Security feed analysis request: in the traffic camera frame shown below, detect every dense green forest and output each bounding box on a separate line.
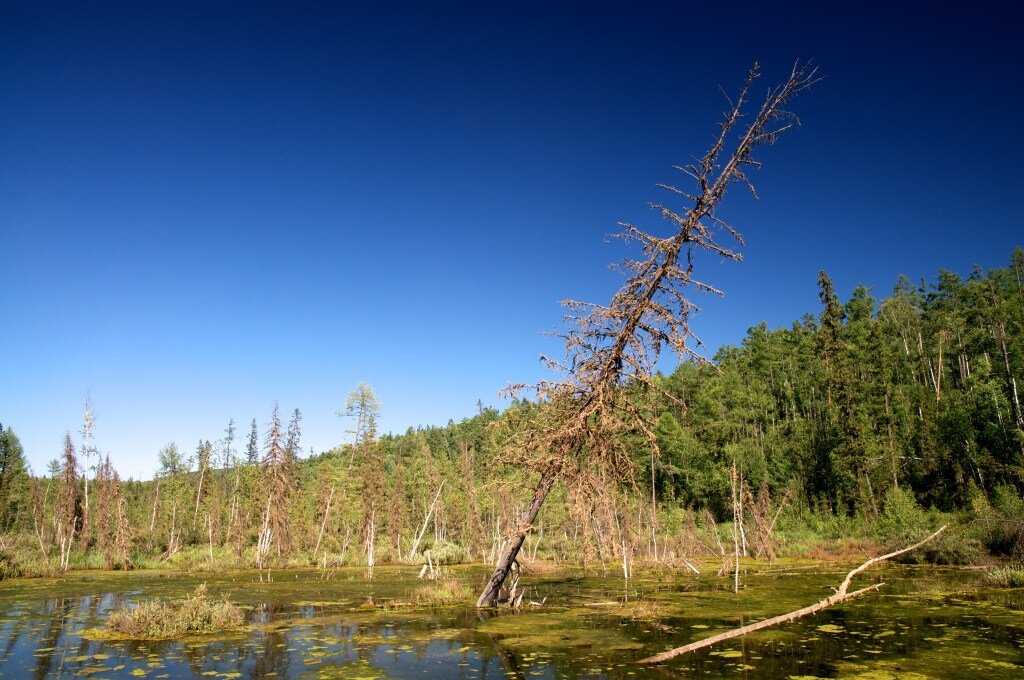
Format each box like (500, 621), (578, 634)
(2, 249), (1023, 579)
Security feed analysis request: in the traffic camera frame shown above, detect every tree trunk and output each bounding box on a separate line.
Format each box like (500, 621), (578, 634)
(476, 467), (558, 607)
(638, 525), (947, 664)
(313, 485), (335, 558)
(408, 481), (445, 561)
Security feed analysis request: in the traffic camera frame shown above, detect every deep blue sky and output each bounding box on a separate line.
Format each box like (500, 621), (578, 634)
(2, 1), (1021, 477)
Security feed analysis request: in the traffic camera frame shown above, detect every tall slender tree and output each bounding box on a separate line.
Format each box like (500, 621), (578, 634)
(261, 403), (293, 556)
(246, 419), (259, 465)
(818, 270), (867, 509)
(80, 395), (96, 542)
(286, 408), (303, 463)
(340, 383), (381, 469)
(55, 433), (83, 571)
(223, 418), (236, 469)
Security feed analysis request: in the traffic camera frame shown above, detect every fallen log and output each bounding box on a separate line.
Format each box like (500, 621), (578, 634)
(637, 525), (947, 665)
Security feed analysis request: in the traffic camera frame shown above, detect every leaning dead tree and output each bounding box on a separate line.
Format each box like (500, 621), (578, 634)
(637, 525), (947, 664)
(476, 62), (818, 607)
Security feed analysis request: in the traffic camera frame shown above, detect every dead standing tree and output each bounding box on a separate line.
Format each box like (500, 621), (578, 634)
(476, 62), (817, 607)
(260, 402), (293, 558)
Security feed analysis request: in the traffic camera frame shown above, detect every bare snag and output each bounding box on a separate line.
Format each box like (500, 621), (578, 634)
(476, 61), (819, 607)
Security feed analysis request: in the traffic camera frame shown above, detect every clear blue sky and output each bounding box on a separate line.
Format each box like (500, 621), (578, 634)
(2, 1), (1021, 477)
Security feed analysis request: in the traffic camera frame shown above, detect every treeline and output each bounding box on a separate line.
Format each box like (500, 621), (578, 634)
(1, 249), (1022, 576)
(648, 247), (1024, 517)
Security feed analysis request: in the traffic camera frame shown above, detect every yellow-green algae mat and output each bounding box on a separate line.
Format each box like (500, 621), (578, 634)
(0, 565), (1022, 678)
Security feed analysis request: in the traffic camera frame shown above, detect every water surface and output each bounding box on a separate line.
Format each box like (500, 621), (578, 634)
(1, 563), (1021, 678)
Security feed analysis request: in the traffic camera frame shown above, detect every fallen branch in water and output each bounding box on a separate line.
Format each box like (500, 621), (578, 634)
(637, 525), (947, 664)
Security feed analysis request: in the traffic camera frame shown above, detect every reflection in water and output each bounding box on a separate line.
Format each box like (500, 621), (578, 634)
(0, 566), (1022, 679)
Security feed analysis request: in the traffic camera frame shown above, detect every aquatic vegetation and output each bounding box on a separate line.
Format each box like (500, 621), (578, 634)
(104, 584), (245, 639)
(617, 598), (663, 622)
(3, 565), (1024, 679)
(411, 577), (471, 606)
(476, 609), (646, 653)
(984, 566), (1024, 587)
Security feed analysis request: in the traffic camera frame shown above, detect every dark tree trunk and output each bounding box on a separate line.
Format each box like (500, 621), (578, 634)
(475, 467), (559, 607)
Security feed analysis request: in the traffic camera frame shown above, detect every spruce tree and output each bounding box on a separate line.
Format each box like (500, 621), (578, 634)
(286, 408), (303, 463)
(0, 424), (29, 532)
(246, 419), (259, 465)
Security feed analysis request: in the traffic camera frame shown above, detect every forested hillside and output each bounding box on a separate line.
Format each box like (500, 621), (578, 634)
(1, 248), (1022, 577)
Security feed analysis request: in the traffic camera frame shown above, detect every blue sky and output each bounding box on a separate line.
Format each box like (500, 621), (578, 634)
(2, 1), (1021, 477)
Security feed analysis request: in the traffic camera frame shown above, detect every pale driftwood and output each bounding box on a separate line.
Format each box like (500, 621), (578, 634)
(637, 525), (947, 664)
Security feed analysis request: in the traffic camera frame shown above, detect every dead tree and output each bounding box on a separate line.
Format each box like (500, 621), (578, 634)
(55, 433), (82, 572)
(476, 62), (817, 607)
(262, 402), (293, 557)
(638, 525), (947, 664)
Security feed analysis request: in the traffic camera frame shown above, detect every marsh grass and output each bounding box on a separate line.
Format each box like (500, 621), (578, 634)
(105, 584), (244, 638)
(0, 541), (57, 580)
(616, 598), (663, 622)
(411, 578), (471, 606)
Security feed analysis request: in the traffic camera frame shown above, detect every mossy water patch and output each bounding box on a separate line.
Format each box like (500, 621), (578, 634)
(475, 609), (646, 653)
(5, 565), (1024, 679)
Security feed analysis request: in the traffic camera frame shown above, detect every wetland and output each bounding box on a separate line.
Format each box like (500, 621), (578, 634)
(1, 563), (1022, 679)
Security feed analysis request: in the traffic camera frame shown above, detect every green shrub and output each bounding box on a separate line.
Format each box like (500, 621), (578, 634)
(799, 509), (865, 542)
(0, 550), (23, 580)
(875, 486), (929, 548)
(425, 540), (468, 565)
(987, 486), (1024, 558)
(373, 544), (400, 565)
(915, 521), (983, 565)
(105, 584), (244, 639)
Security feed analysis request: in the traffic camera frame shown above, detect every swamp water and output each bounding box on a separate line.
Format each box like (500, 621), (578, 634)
(0, 564), (1022, 679)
